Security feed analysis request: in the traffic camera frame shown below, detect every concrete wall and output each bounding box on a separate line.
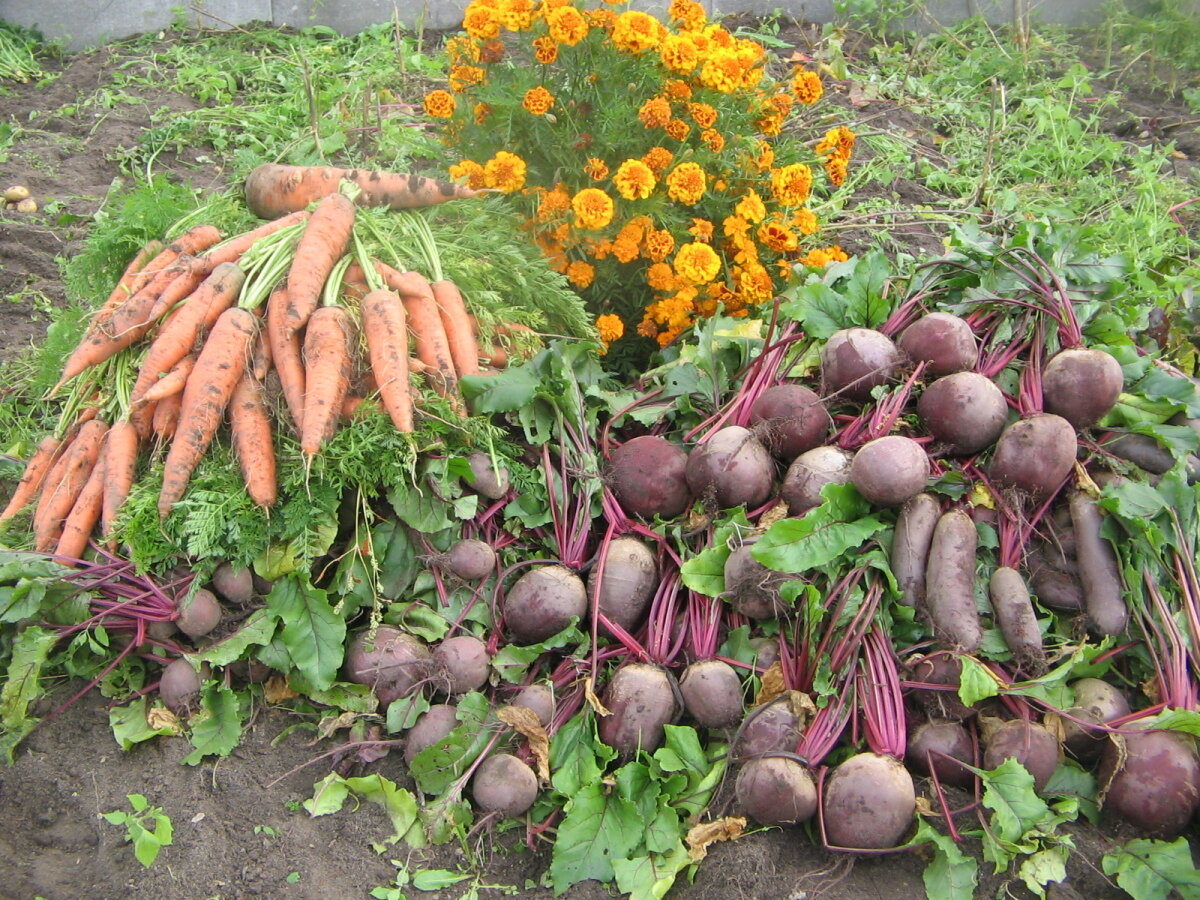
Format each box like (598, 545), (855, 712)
(0, 1), (1138, 52)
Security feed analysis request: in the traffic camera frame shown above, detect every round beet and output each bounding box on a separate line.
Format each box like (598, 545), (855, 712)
(443, 539), (497, 581)
(780, 445), (853, 515)
(822, 752), (916, 850)
(733, 697), (800, 760)
(685, 425), (775, 510)
(344, 626), (433, 706)
(1042, 347), (1124, 429)
(589, 536), (658, 635)
(1099, 728), (1200, 838)
(723, 542), (789, 620)
(512, 683), (556, 727)
(679, 659), (744, 730)
(1061, 677), (1130, 763)
(988, 413), (1078, 498)
(898, 312), (978, 376)
(503, 565), (587, 644)
(608, 434), (692, 519)
(432, 634), (491, 695)
(598, 663), (679, 756)
(917, 372), (1009, 455)
(982, 718), (1060, 793)
(159, 658), (207, 715)
(906, 653), (976, 722)
(821, 327), (901, 402)
(463, 451), (510, 500)
(471, 753), (539, 819)
(849, 435), (930, 507)
(210, 562), (255, 604)
(906, 720), (975, 789)
(736, 757), (817, 826)
(175, 587), (223, 639)
(748, 384), (831, 461)
(404, 703), (460, 766)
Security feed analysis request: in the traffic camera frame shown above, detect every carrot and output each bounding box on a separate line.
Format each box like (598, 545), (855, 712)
(55, 448), (107, 561)
(151, 390), (182, 443)
(374, 262), (461, 412)
(195, 209), (311, 273)
(282, 193), (356, 340)
(430, 278), (480, 379)
(100, 419), (139, 549)
(229, 369), (277, 510)
(244, 163), (483, 220)
(300, 305), (354, 458)
(340, 396), (375, 420)
(94, 239), (163, 325)
(32, 419), (108, 553)
(158, 307), (258, 518)
(360, 289), (415, 433)
(249, 329), (271, 383)
(0, 434), (62, 522)
(266, 287), (305, 432)
(136, 353), (197, 407)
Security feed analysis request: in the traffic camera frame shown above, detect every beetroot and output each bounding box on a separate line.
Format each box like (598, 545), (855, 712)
(723, 541), (789, 620)
(678, 659), (744, 730)
(906, 720), (975, 789)
(821, 752), (916, 850)
(443, 539), (497, 581)
(432, 634), (491, 695)
(344, 626), (434, 706)
(898, 312), (978, 376)
(1061, 677), (1130, 763)
(848, 435), (930, 507)
(748, 384), (830, 461)
(471, 753), (539, 819)
(175, 587), (223, 639)
(685, 425), (775, 510)
(463, 451), (510, 499)
(159, 658), (207, 715)
(821, 327), (901, 402)
(588, 536), (658, 635)
(1099, 728), (1200, 838)
(404, 703), (460, 766)
(503, 565), (587, 644)
(512, 683), (556, 727)
(210, 562), (255, 604)
(598, 663), (680, 756)
(1042, 347), (1124, 429)
(780, 445), (853, 515)
(733, 697), (801, 760)
(917, 372), (1009, 455)
(982, 718), (1060, 793)
(735, 757), (817, 826)
(906, 653), (976, 722)
(891, 492), (940, 607)
(988, 413), (1078, 498)
(608, 434), (692, 519)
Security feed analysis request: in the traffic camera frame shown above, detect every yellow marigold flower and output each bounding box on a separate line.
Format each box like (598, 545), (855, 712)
(586, 237), (612, 259)
(686, 102), (718, 129)
(522, 85), (555, 116)
(484, 151), (527, 192)
(736, 262), (775, 302)
(619, 217), (649, 242)
(701, 128), (725, 152)
(613, 236), (640, 264)
(473, 102), (492, 125)
(586, 7), (617, 30)
(449, 159), (486, 190)
(584, 157), (609, 180)
(753, 139), (774, 170)
(702, 22), (735, 49)
(613, 159), (656, 200)
(664, 79), (693, 101)
(757, 219), (798, 252)
(450, 65), (486, 92)
(567, 259), (596, 289)
(698, 49), (744, 94)
(463, 1), (501, 40)
(665, 118), (691, 141)
(735, 189), (766, 223)
(533, 35), (558, 64)
(537, 184), (572, 221)
(793, 208), (819, 235)
(797, 244), (849, 267)
(445, 35), (480, 64)
(546, 5), (588, 45)
(824, 156), (849, 187)
(689, 217), (714, 242)
(817, 125), (857, 158)
(723, 214), (751, 241)
(638, 96), (672, 129)
(642, 146), (674, 175)
(771, 163), (813, 206)
(665, 161), (706, 205)
(660, 33), (699, 74)
(770, 91), (794, 116)
(756, 109), (784, 137)
(646, 262), (677, 291)
(668, 0), (707, 30)
(423, 90), (457, 118)
(793, 69), (823, 105)
(673, 241), (721, 285)
(499, 0), (535, 31)
(572, 187), (615, 229)
(596, 313), (624, 343)
(612, 10), (665, 53)
(643, 228), (675, 261)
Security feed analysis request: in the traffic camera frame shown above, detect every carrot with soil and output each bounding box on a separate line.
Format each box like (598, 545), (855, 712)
(281, 192), (356, 340)
(0, 434), (63, 522)
(351, 237), (414, 433)
(95, 239), (163, 323)
(374, 260), (461, 412)
(299, 261), (355, 460)
(32, 418), (108, 553)
(229, 368), (277, 510)
(267, 287), (305, 433)
(195, 209), (311, 273)
(136, 353), (198, 407)
(55, 445), (107, 560)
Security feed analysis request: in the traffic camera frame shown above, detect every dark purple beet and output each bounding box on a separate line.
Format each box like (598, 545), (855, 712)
(906, 720), (975, 789)
(159, 658), (207, 715)
(432, 634), (491, 695)
(463, 451), (510, 499)
(988, 413), (1078, 498)
(1099, 728), (1200, 838)
(678, 659), (744, 729)
(210, 562), (255, 604)
(733, 697), (801, 760)
(917, 372), (1009, 455)
(344, 626), (434, 707)
(982, 718), (1060, 793)
(598, 663), (680, 756)
(443, 539), (497, 581)
(821, 327), (901, 402)
(175, 587), (223, 638)
(588, 536), (658, 635)
(735, 757), (817, 826)
(906, 653), (976, 722)
(898, 312), (978, 376)
(1060, 677), (1130, 763)
(780, 445), (853, 515)
(822, 752), (916, 850)
(1042, 347), (1124, 429)
(848, 435), (930, 507)
(404, 703), (460, 765)
(503, 565), (587, 644)
(685, 425), (776, 510)
(471, 753), (539, 819)
(608, 434), (692, 519)
(748, 384), (831, 461)
(723, 541), (790, 620)
(512, 683), (556, 727)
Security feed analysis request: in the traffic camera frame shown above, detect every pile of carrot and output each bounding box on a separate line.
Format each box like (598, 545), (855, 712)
(2, 169), (509, 561)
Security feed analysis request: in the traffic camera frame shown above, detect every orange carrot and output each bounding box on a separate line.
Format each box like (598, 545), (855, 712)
(55, 449), (107, 561)
(360, 289), (414, 433)
(94, 239), (163, 325)
(100, 420), (139, 549)
(158, 307), (258, 518)
(266, 287), (305, 433)
(195, 209), (311, 273)
(144, 260), (212, 325)
(378, 265), (461, 413)
(0, 434), (62, 522)
(136, 353), (197, 407)
(249, 328), (271, 383)
(243, 163), (483, 220)
(282, 193), (356, 340)
(32, 419), (108, 553)
(229, 369), (277, 510)
(430, 278), (480, 379)
(151, 391), (182, 443)
(300, 306), (354, 458)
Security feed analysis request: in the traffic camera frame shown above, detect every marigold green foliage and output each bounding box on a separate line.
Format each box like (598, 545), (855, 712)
(429, 0), (854, 356)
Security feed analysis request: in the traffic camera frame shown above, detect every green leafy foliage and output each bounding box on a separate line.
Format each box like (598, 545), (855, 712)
(1102, 837), (1200, 900)
(101, 794), (174, 868)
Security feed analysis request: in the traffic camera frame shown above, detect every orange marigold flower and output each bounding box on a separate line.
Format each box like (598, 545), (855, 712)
(642, 146), (674, 175)
(646, 262), (677, 291)
(797, 244), (849, 267)
(660, 33), (699, 74)
(824, 155), (849, 187)
(673, 241), (721, 284)
(596, 313), (624, 348)
(736, 262), (775, 302)
(423, 90), (457, 118)
(770, 91), (794, 116)
(546, 5), (588, 45)
(723, 215), (751, 241)
(523, 85), (555, 115)
(586, 7), (617, 30)
(463, 1), (502, 40)
(753, 139), (774, 170)
(638, 96), (672, 129)
(572, 187), (615, 229)
(702, 22), (735, 48)
(637, 316), (659, 339)
(701, 128), (725, 152)
(687, 101), (718, 129)
(698, 49), (744, 93)
(643, 228), (675, 261)
(665, 161), (706, 205)
(613, 236), (640, 263)
(449, 159), (486, 190)
(735, 189), (766, 223)
(445, 35), (480, 64)
(484, 151), (527, 192)
(450, 65), (486, 92)
(567, 259), (596, 289)
(757, 109), (784, 137)
(689, 217), (714, 242)
(499, 0), (535, 31)
(537, 184), (572, 221)
(613, 159), (656, 200)
(584, 157), (609, 180)
(533, 35), (559, 64)
(757, 219), (798, 253)
(793, 208), (819, 235)
(771, 163), (813, 206)
(664, 118), (691, 141)
(816, 125), (857, 159)
(480, 39), (505, 63)
(664, 79), (693, 101)
(612, 10), (665, 53)
(473, 102), (492, 125)
(668, 0), (707, 30)
(793, 69), (823, 105)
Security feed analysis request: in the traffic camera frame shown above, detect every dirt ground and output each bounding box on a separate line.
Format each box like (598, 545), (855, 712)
(0, 21), (1196, 900)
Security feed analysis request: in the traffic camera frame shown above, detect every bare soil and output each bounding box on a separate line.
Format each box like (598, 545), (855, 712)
(0, 22), (1196, 900)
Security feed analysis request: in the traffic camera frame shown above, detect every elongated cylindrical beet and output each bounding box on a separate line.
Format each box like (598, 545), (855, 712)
(598, 663), (679, 756)
(988, 413), (1077, 498)
(849, 435), (930, 507)
(898, 312), (978, 377)
(988, 566), (1047, 676)
(1042, 347), (1124, 429)
(1026, 547), (1085, 612)
(917, 371), (1009, 455)
(736, 757), (817, 826)
(924, 510), (982, 652)
(822, 752), (915, 850)
(679, 659), (744, 730)
(685, 425), (776, 510)
(608, 434), (692, 519)
(503, 565), (587, 644)
(588, 536), (658, 636)
(748, 384), (831, 461)
(1101, 432), (1175, 475)
(891, 493), (941, 607)
(1067, 490), (1128, 637)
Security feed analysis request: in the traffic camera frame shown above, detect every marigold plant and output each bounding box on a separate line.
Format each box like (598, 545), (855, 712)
(430, 0), (854, 357)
